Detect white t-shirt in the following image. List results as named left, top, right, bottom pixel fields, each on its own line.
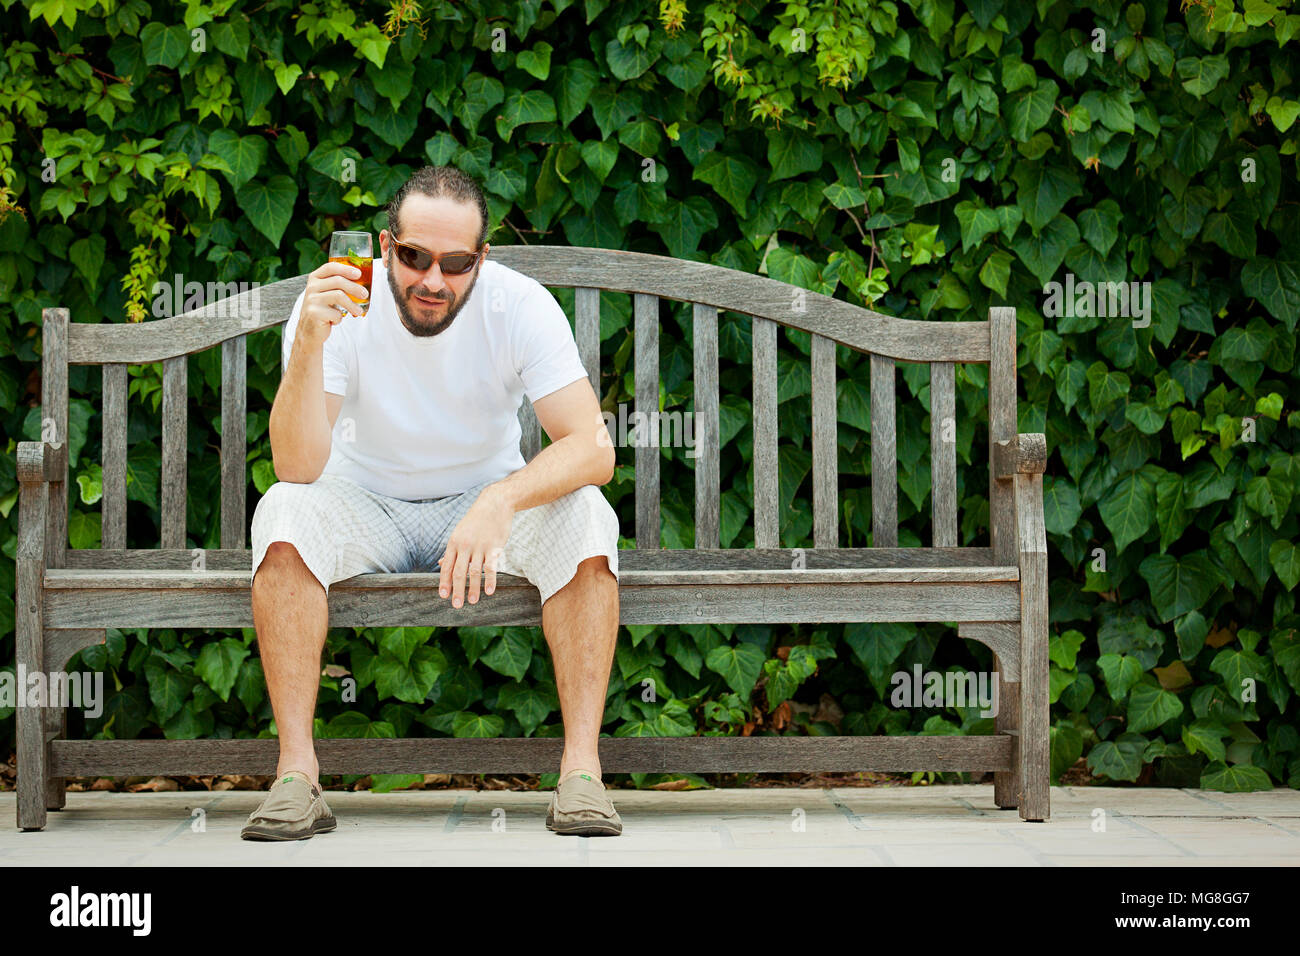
left=280, top=256, right=589, bottom=500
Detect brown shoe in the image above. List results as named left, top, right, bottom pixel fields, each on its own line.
left=240, top=770, right=336, bottom=841
left=545, top=769, right=622, bottom=836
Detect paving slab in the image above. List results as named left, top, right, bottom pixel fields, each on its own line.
left=2, top=785, right=1298, bottom=866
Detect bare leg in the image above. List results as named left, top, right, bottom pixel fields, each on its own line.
left=251, top=541, right=328, bottom=783
left=540, top=555, right=619, bottom=778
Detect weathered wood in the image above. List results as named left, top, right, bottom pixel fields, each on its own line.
left=17, top=444, right=49, bottom=830
left=958, top=622, right=1020, bottom=681
left=517, top=399, right=541, bottom=463
left=50, top=735, right=1014, bottom=776
left=994, top=432, right=1048, bottom=479
left=575, top=287, right=601, bottom=398
left=993, top=665, right=1021, bottom=810
left=220, top=335, right=247, bottom=549
left=65, top=251, right=991, bottom=366
left=1016, top=469, right=1050, bottom=822
left=752, top=315, right=779, bottom=548
left=812, top=334, right=838, bottom=549
left=47, top=566, right=1019, bottom=589
left=160, top=355, right=188, bottom=549
left=44, top=628, right=107, bottom=672
left=66, top=276, right=309, bottom=363
left=989, top=306, right=1017, bottom=565
left=42, top=308, right=69, bottom=569
left=44, top=704, right=67, bottom=810
left=870, top=353, right=897, bottom=548
left=487, top=247, right=993, bottom=362
left=693, top=303, right=721, bottom=549
left=101, top=363, right=128, bottom=549
left=45, top=580, right=1021, bottom=628
left=57, top=545, right=1001, bottom=571
left=634, top=292, right=660, bottom=549
left=930, top=361, right=957, bottom=547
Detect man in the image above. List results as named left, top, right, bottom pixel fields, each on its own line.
left=241, top=166, right=622, bottom=840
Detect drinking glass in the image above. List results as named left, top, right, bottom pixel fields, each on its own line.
left=329, top=231, right=373, bottom=314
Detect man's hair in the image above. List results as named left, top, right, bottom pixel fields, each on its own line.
left=385, top=165, right=490, bottom=248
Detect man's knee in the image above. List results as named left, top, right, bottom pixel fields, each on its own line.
left=252, top=540, right=314, bottom=591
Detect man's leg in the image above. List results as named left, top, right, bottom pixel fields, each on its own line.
left=540, top=554, right=619, bottom=777
left=251, top=541, right=328, bottom=783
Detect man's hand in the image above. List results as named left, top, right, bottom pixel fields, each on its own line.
left=437, top=485, right=515, bottom=608
left=297, top=260, right=370, bottom=351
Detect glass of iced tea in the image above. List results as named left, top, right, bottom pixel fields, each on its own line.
left=329, top=230, right=373, bottom=314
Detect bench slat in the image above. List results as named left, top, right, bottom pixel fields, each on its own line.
left=752, top=315, right=779, bottom=547
left=45, top=580, right=1022, bottom=627
left=989, top=307, right=1017, bottom=564
left=576, top=287, right=600, bottom=399
left=45, top=565, right=1019, bottom=588
left=517, top=399, right=541, bottom=463
left=930, top=361, right=957, bottom=547
left=160, top=355, right=187, bottom=549
left=42, top=308, right=69, bottom=568
left=50, top=735, right=1014, bottom=775
left=870, top=353, right=897, bottom=547
left=220, top=335, right=246, bottom=550
left=693, top=303, right=720, bottom=549
left=634, top=292, right=660, bottom=549
left=812, top=333, right=838, bottom=548
left=58, top=545, right=999, bottom=571
left=101, top=363, right=128, bottom=549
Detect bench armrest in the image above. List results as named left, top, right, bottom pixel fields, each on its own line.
left=17, top=441, right=66, bottom=484
left=993, top=433, right=1047, bottom=479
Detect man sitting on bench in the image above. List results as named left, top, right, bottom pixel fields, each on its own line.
left=241, top=165, right=622, bottom=840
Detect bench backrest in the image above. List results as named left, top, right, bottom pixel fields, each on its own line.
left=40, top=246, right=1018, bottom=567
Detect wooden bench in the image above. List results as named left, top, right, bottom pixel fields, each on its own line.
left=14, top=246, right=1049, bottom=830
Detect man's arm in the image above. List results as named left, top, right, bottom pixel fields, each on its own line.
left=269, top=260, right=364, bottom=482
left=486, top=377, right=615, bottom=511
left=435, top=377, right=613, bottom=608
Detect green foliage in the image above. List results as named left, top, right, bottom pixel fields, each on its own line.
left=1, top=0, right=1297, bottom=793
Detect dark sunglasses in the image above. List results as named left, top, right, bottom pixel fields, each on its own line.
left=390, top=236, right=483, bottom=275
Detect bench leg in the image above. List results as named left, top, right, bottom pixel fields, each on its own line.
left=1016, top=472, right=1050, bottom=822
left=44, top=704, right=67, bottom=811
left=992, top=658, right=1020, bottom=810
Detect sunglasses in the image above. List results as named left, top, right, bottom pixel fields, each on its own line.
left=390, top=236, right=483, bottom=275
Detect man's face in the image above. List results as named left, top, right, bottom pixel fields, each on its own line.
left=379, top=194, right=488, bottom=338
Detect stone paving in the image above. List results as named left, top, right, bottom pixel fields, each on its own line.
left=2, top=785, right=1298, bottom=865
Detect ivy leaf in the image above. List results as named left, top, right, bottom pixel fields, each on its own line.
left=1012, top=162, right=1082, bottom=232
left=495, top=90, right=557, bottom=142
left=1127, top=682, right=1184, bottom=733
left=1240, top=258, right=1300, bottom=330
left=705, top=643, right=765, bottom=697
left=1200, top=761, right=1274, bottom=792
left=1042, top=477, right=1082, bottom=535
left=1099, top=471, right=1155, bottom=553
left=140, top=22, right=189, bottom=69
left=1139, top=553, right=1223, bottom=623
left=481, top=630, right=533, bottom=681
left=1269, top=541, right=1300, bottom=591
left=693, top=152, right=759, bottom=216
left=1200, top=205, right=1257, bottom=258
left=236, top=175, right=298, bottom=246
left=195, top=638, right=250, bottom=702
left=1086, top=733, right=1146, bottom=782
left=452, top=712, right=504, bottom=738
left=1005, top=78, right=1058, bottom=141
left=207, top=130, right=268, bottom=192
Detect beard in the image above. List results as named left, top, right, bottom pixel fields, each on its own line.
left=386, top=245, right=481, bottom=338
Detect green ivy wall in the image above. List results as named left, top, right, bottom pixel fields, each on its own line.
left=1, top=0, right=1298, bottom=792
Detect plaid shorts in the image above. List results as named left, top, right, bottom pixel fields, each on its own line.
left=250, top=473, right=620, bottom=604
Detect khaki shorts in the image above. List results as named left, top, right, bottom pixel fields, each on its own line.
left=250, top=473, right=620, bottom=604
